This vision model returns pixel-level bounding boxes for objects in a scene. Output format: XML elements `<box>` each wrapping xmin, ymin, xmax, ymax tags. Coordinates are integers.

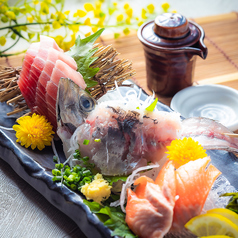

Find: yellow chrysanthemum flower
<box><xmin>13</xmin><ymin>113</ymin><xmax>55</xmax><ymax>150</ymax></box>
<box><xmin>166</xmin><ymin>137</ymin><xmax>207</xmax><ymax>168</ymax></box>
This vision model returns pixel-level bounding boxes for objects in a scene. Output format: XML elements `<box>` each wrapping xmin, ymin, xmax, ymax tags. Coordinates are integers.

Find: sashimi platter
<box><xmin>1</xmin><ymin>29</ymin><xmax>238</xmax><ymax>238</ymax></box>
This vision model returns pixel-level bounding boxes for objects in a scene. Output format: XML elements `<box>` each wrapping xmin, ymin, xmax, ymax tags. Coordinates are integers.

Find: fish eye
<box><xmin>80</xmin><ymin>95</ymin><xmax>95</xmax><ymax>112</ymax></box>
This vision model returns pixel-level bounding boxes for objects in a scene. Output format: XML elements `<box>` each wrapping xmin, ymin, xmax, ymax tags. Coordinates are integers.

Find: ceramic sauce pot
<box><xmin>138</xmin><ymin>13</ymin><xmax>208</xmax><ymax>96</ymax></box>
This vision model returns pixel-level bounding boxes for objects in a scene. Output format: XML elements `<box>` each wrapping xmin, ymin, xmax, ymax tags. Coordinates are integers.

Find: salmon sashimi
<box><xmin>171</xmin><ymin>156</ymin><xmax>222</xmax><ymax>231</ymax></box>
<box><xmin>125</xmin><ymin>161</ymin><xmax>176</xmax><ymax>238</ymax></box>
<box><xmin>124</xmin><ymin>158</ymin><xmax>221</xmax><ymax>237</ymax></box>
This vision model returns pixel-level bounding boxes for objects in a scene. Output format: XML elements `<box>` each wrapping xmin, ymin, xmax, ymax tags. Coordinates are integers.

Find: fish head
<box><xmin>56</xmin><ymin>77</ymin><xmax>97</xmax><ymax>136</ymax></box>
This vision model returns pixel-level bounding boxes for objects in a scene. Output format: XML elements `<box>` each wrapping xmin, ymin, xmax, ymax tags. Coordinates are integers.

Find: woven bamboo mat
<box><xmin>1</xmin><ymin>12</ymin><xmax>238</xmax><ymax>106</ymax></box>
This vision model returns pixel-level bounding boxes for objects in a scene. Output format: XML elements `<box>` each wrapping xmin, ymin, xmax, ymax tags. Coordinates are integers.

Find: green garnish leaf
<box><xmin>220</xmin><ymin>192</ymin><xmax>238</xmax><ymax>214</ymax></box>
<box><xmin>83</xmin><ymin>139</ymin><xmax>90</xmax><ymax>145</ymax></box>
<box><xmin>84</xmin><ymin>200</ymin><xmax>137</xmax><ymax>238</ymax></box>
<box><xmin>66</xmin><ymin>28</ymin><xmax>105</xmax><ymax>88</ymax></box>
<box><xmin>104</xmin><ymin>176</ymin><xmax>128</xmax><ymax>186</ymax></box>
<box><xmin>145</xmin><ymin>98</ymin><xmax>158</xmax><ymax>112</ymax></box>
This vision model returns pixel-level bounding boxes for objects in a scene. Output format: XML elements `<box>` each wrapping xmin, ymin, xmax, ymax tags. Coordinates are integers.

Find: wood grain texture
<box><xmin>1</xmin><ymin>12</ymin><xmax>238</xmax><ymax>107</ymax></box>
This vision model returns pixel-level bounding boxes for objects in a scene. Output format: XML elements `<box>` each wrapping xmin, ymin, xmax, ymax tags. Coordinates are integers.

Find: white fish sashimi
<box><xmin>181</xmin><ymin>117</ymin><xmax>238</xmax><ymax>153</ymax></box>
<box><xmin>56</xmin><ymin>78</ymin><xmax>181</xmax><ymax>176</ymax></box>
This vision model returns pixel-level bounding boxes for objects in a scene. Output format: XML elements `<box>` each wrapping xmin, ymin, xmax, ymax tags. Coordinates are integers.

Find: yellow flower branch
<box><xmin>0</xmin><ymin>0</ymin><xmax>173</xmax><ymax>56</ymax></box>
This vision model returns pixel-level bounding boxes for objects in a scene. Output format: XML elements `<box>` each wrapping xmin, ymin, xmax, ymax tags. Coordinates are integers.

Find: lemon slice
<box><xmin>185</xmin><ymin>213</ymin><xmax>238</xmax><ymax>238</ymax></box>
<box><xmin>207</xmin><ymin>208</ymin><xmax>238</xmax><ymax>226</ymax></box>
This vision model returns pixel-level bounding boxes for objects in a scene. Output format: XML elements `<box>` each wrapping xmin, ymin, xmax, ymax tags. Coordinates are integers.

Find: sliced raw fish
<box><xmin>39</xmin><ymin>35</ymin><xmax>63</xmax><ymax>52</ymax></box>
<box><xmin>126</xmin><ymin>161</ymin><xmax>176</xmax><ymax>238</ymax></box>
<box><xmin>70</xmin><ymin>104</ymin><xmax>181</xmax><ymax>175</ymax></box>
<box><xmin>35</xmin><ymin>47</ymin><xmax>77</xmax><ymax>113</ymax></box>
<box><xmin>171</xmin><ymin>157</ymin><xmax>221</xmax><ymax>231</ymax></box>
<box><xmin>45</xmin><ymin>60</ymin><xmax>85</xmax><ymax>127</ymax></box>
<box><xmin>18</xmin><ymin>43</ymin><xmax>40</xmax><ymax>104</ymax></box>
<box><xmin>19</xmin><ymin>36</ymin><xmax>65</xmax><ymax>112</ymax></box>
<box><xmin>181</xmin><ymin>117</ymin><xmax>238</xmax><ymax>153</ymax></box>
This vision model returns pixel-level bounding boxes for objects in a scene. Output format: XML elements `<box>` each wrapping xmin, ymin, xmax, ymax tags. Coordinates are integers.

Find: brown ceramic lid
<box><xmin>138</xmin><ymin>13</ymin><xmax>203</xmax><ymax>49</ymax></box>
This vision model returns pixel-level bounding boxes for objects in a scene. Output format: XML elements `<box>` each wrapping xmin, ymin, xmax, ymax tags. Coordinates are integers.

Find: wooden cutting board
<box><xmin>1</xmin><ymin>12</ymin><xmax>238</xmax><ymax>106</ymax></box>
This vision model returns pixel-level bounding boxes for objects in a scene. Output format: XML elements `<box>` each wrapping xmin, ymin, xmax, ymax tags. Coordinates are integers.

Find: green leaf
<box><xmin>83</xmin><ymin>200</ymin><xmax>102</xmax><ymax>213</ymax></box>
<box><xmin>145</xmin><ymin>98</ymin><xmax>158</xmax><ymax>112</ymax></box>
<box><xmin>83</xmin><ymin>200</ymin><xmax>137</xmax><ymax>238</ymax></box>
<box><xmin>220</xmin><ymin>192</ymin><xmax>238</xmax><ymax>214</ymax></box>
<box><xmin>66</xmin><ymin>28</ymin><xmax>105</xmax><ymax>88</ymax></box>
<box><xmin>104</xmin><ymin>176</ymin><xmax>128</xmax><ymax>186</ymax></box>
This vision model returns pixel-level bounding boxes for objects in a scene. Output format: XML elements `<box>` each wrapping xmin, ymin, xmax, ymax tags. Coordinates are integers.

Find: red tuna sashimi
<box><xmin>45</xmin><ymin>59</ymin><xmax>85</xmax><ymax>127</ymax></box>
<box><xmin>18</xmin><ymin>43</ymin><xmax>40</xmax><ymax>104</ymax></box>
<box><xmin>34</xmin><ymin>48</ymin><xmax>78</xmax><ymax>119</ymax></box>
<box><xmin>18</xmin><ymin>37</ymin><xmax>63</xmax><ymax>110</ymax></box>
<box><xmin>39</xmin><ymin>35</ymin><xmax>63</xmax><ymax>52</ymax></box>
<box><xmin>126</xmin><ymin>161</ymin><xmax>176</xmax><ymax>238</ymax></box>
<box><xmin>171</xmin><ymin>157</ymin><xmax>221</xmax><ymax>231</ymax></box>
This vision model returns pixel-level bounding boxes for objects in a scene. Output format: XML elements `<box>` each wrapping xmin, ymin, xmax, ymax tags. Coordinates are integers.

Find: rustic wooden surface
<box><xmin>1</xmin><ymin>12</ymin><xmax>238</xmax><ymax>107</ymax></box>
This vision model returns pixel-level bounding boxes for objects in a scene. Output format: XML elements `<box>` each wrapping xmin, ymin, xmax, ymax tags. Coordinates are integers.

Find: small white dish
<box><xmin>170</xmin><ymin>84</ymin><xmax>238</xmax><ymax>131</ymax></box>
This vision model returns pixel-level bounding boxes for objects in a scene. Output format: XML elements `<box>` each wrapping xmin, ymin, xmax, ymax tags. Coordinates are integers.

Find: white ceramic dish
<box><xmin>170</xmin><ymin>84</ymin><xmax>238</xmax><ymax>131</ymax></box>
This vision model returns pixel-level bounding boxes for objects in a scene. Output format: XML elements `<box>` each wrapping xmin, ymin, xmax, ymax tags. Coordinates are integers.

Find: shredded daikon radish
<box><xmin>119</xmin><ymin>164</ymin><xmax>160</xmax><ymax>213</ymax></box>
<box><xmin>0</xmin><ymin>125</ymin><xmax>14</xmax><ymax>130</ymax></box>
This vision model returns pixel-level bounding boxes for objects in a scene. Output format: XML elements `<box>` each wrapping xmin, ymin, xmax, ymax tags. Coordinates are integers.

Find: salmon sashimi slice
<box><xmin>126</xmin><ymin>161</ymin><xmax>176</xmax><ymax>238</ymax></box>
<box><xmin>171</xmin><ymin>156</ymin><xmax>222</xmax><ymax>231</ymax></box>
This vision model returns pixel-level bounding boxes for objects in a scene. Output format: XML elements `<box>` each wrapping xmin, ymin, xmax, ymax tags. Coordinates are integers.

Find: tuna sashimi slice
<box><xmin>40</xmin><ymin>35</ymin><xmax>63</xmax><ymax>52</ymax></box>
<box><xmin>45</xmin><ymin>59</ymin><xmax>85</xmax><ymax>127</ymax></box>
<box><xmin>171</xmin><ymin>157</ymin><xmax>221</xmax><ymax>231</ymax></box>
<box><xmin>51</xmin><ymin>60</ymin><xmax>85</xmax><ymax>89</ymax></box>
<box><xmin>19</xmin><ymin>36</ymin><xmax>63</xmax><ymax>110</ymax></box>
<box><xmin>126</xmin><ymin>161</ymin><xmax>176</xmax><ymax>238</ymax></box>
<box><xmin>18</xmin><ymin>43</ymin><xmax>40</xmax><ymax>102</ymax></box>
<box><xmin>35</xmin><ymin>47</ymin><xmax>77</xmax><ymax>121</ymax></box>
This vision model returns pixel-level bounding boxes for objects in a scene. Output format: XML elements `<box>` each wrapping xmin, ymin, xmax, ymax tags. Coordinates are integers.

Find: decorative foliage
<box><xmin>0</xmin><ymin>0</ymin><xmax>173</xmax><ymax>56</ymax></box>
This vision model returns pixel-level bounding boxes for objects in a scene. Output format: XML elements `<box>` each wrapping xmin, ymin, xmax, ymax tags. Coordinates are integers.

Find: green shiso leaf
<box><xmin>145</xmin><ymin>98</ymin><xmax>158</xmax><ymax>112</ymax></box>
<box><xmin>83</xmin><ymin>200</ymin><xmax>137</xmax><ymax>238</ymax></box>
<box><xmin>66</xmin><ymin>28</ymin><xmax>105</xmax><ymax>88</ymax></box>
<box><xmin>220</xmin><ymin>192</ymin><xmax>238</xmax><ymax>214</ymax></box>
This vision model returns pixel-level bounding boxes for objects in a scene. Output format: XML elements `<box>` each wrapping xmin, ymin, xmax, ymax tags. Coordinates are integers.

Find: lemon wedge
<box><xmin>207</xmin><ymin>208</ymin><xmax>238</xmax><ymax>226</ymax></box>
<box><xmin>185</xmin><ymin>213</ymin><xmax>238</xmax><ymax>238</ymax></box>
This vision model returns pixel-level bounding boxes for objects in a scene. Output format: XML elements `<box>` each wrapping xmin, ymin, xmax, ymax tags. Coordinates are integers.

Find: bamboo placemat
<box><xmin>1</xmin><ymin>12</ymin><xmax>238</xmax><ymax>106</ymax></box>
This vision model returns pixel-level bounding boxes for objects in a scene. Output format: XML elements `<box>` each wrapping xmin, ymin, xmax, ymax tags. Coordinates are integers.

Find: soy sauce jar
<box><xmin>138</xmin><ymin>13</ymin><xmax>208</xmax><ymax>96</ymax></box>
